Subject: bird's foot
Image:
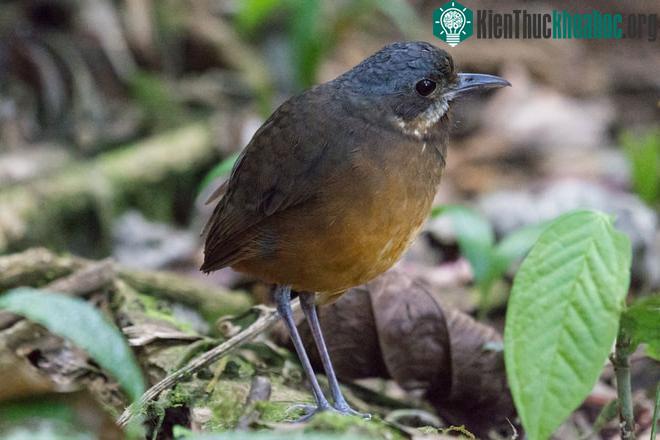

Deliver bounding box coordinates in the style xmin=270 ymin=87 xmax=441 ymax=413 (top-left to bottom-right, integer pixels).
xmin=332 ymin=402 xmax=371 ymax=419
xmin=285 ymin=403 xmax=331 ymax=423
xmin=284 ymin=402 xmax=369 ymax=422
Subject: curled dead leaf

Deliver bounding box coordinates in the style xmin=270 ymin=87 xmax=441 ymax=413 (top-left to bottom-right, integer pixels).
xmin=289 ymin=268 xmax=515 ymax=436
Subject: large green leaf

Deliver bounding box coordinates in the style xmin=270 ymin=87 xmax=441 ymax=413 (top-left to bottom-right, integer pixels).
xmin=0 ymin=288 xmax=145 ymax=402
xmin=620 ymin=294 xmax=660 ymax=360
xmin=504 ymin=210 xmax=631 ymax=440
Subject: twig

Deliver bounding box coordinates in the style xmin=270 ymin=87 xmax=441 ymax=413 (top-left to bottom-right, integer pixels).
xmin=611 ymin=327 xmax=636 ymax=440
xmin=116 ymin=301 xmax=297 ymax=427
xmin=46 ymin=259 xmax=115 ymax=295
xmin=0 ymin=248 xmax=85 ymax=291
xmin=506 ymin=417 xmax=519 ymax=440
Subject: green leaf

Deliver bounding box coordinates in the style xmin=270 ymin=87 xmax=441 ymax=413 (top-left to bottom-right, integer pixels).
xmin=504 ymin=210 xmax=632 ymax=440
xmin=235 ymin=0 xmax=287 ymax=35
xmin=493 ymin=221 xmax=549 ymax=272
xmin=289 ymin=0 xmax=327 ymax=87
xmin=434 ymin=205 xmax=495 ymax=286
xmin=620 ymin=294 xmax=660 ymax=360
xmin=0 ymin=399 xmax=75 ymax=424
xmin=621 ymin=129 xmax=660 ymax=204
xmin=0 ymin=289 xmax=145 ymax=402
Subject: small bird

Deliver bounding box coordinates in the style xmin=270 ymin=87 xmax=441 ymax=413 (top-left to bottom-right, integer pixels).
xmin=202 ymin=41 xmax=509 ymax=420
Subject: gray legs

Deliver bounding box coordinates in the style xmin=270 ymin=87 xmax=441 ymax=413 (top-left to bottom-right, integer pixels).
xmin=299 ymin=292 xmax=369 ymax=418
xmin=275 ymin=288 xmax=369 ymax=420
xmin=274 ymin=285 xmax=331 ymax=419
xmin=275 ymin=287 xmax=369 ymax=420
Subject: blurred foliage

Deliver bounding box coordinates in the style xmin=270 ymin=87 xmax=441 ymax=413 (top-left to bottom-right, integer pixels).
xmin=235 ymin=0 xmax=422 ymax=87
xmin=0 ymin=400 xmax=77 ymax=431
xmin=504 ymin=210 xmax=632 ymax=440
xmin=127 ymin=71 xmax=188 ymax=131
xmin=432 ymin=205 xmax=547 ymax=317
xmin=0 ymin=289 xmax=145 ymax=402
xmin=173 ymin=425 xmax=372 ymax=439
xmin=0 ymin=390 xmax=143 ymax=439
xmin=622 ymin=128 xmax=660 ymax=206
xmin=0 ymin=395 xmax=116 ymax=440
xmin=620 ymin=294 xmax=660 ymax=360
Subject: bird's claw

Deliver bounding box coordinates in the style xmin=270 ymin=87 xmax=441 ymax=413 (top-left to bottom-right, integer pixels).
xmin=285 ymin=403 xmax=331 ymax=423
xmin=284 ymin=402 xmax=370 ymax=423
xmin=332 ymin=403 xmax=371 ymax=419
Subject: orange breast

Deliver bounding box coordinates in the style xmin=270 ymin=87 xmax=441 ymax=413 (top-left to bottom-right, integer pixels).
xmin=232 ymin=146 xmax=442 ymax=297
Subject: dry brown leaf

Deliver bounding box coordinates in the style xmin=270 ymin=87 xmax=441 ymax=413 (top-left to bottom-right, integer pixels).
xmin=291 ymin=268 xmax=515 ymax=436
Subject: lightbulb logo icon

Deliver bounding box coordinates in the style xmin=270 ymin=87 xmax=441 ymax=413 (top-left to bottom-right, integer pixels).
xmin=433 ymin=1 xmax=473 ymax=47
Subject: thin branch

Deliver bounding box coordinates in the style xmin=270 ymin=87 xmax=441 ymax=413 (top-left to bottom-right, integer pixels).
xmin=611 ymin=328 xmax=636 ymax=440
xmin=116 ymin=301 xmax=297 ymax=428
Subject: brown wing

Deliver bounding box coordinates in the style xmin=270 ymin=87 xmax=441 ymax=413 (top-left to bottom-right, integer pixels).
xmin=200 ymin=87 xmax=343 ymax=272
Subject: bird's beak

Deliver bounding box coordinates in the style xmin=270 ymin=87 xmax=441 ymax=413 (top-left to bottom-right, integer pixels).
xmin=446 ymin=73 xmax=510 ymax=100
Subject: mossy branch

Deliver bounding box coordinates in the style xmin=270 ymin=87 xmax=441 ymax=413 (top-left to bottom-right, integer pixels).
xmin=0 ymin=248 xmax=251 ymax=325
xmin=0 ymin=123 xmax=216 ymax=255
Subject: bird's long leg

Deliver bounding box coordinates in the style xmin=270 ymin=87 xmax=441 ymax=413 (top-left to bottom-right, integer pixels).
xmin=274 ymin=285 xmax=331 ymax=420
xmin=299 ymin=292 xmax=370 ymax=419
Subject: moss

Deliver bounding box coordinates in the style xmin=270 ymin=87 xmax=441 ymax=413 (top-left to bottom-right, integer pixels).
xmin=268 ymin=379 xmax=313 ymax=407
xmin=136 ymin=293 xmax=194 ymax=333
xmin=119 ymin=269 xmax=253 ymax=323
xmin=223 ymin=356 xmax=256 ymax=380
xmin=205 ymin=379 xmax=252 ymax=430
xmin=303 ymin=412 xmax=405 ymax=440
xmin=254 ymin=401 xmax=293 ymax=423
xmin=168 ymin=381 xmax=206 ymax=408
xmin=413 ymin=425 xmax=476 ymax=439
xmin=440 ymin=425 xmax=476 ymax=439
xmin=115 ymin=279 xmax=197 ymax=333
xmin=254 ymin=380 xmax=315 ymax=424
xmin=256 ymin=379 xmax=403 ymax=439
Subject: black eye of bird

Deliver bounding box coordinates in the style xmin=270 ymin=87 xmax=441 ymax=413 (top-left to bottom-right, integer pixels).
xmin=415 ymin=79 xmax=436 ymax=96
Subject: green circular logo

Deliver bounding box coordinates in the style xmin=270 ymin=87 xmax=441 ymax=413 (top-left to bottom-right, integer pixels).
xmin=433 ymin=1 xmax=474 ymax=47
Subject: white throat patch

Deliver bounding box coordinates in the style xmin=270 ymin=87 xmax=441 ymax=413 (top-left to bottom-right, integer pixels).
xmin=394 ymin=98 xmax=449 ymax=140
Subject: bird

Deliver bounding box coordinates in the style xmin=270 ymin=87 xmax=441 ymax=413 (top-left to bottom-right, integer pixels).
xmin=201 ymin=41 xmax=509 ymax=421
